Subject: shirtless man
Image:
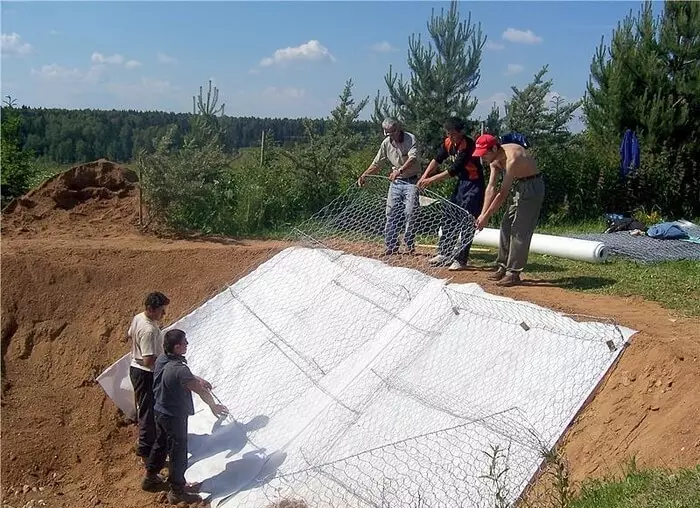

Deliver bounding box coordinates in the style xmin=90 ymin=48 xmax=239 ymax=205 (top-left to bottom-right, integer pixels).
xmin=473 ymin=134 xmax=545 ymax=286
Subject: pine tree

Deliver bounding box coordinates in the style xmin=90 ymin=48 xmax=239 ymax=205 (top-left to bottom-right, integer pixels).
xmin=584 ymin=0 xmax=699 ymax=216
xmin=1 ymin=96 xmax=35 ymax=205
xmin=188 ymin=80 xmax=226 ymax=148
xmin=504 ymin=66 xmax=581 ymax=145
xmin=483 ymin=103 xmax=503 ymax=137
xmin=329 ymin=79 xmax=369 ymax=140
xmin=372 ymin=0 xmax=485 ymax=155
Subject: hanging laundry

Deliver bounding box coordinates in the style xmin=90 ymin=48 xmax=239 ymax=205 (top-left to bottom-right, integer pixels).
xmin=619 ymin=129 xmax=640 ymax=179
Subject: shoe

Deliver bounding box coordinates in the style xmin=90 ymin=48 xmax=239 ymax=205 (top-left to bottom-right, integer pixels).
xmin=383 ymin=248 xmax=399 ymax=256
xmin=496 ymin=272 xmax=521 ymax=287
xmin=141 ymin=473 xmax=168 ymax=492
xmin=447 ymin=260 xmax=468 ymax=271
xmin=488 ymin=267 xmax=506 ymax=281
xmin=428 ymin=254 xmax=451 ymax=266
xmin=167 ymin=489 xmax=202 ymax=504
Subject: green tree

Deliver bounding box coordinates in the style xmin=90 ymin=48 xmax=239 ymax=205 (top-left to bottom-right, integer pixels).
xmin=1 ymin=96 xmax=35 ymax=206
xmin=280 ymin=80 xmax=370 ymax=213
xmin=584 ymin=0 xmax=700 ymax=217
xmin=504 ymin=66 xmax=581 ymax=145
xmin=483 ymin=103 xmax=504 ymax=137
xmin=373 ymin=0 xmax=485 ymax=156
xmin=329 ymin=79 xmax=369 ymax=140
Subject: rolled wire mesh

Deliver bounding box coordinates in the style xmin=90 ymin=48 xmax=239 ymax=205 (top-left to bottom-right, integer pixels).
xmin=174 ymin=177 xmax=629 ymax=507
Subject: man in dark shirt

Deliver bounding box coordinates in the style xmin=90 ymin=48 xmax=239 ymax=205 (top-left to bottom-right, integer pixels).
xmin=141 ymin=328 xmax=228 ymax=504
xmin=418 ymin=117 xmax=485 ymax=270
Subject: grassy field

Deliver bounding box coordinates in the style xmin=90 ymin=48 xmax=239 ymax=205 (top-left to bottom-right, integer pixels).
xmin=569 ymin=463 xmax=700 ymax=508
xmin=465 ymin=249 xmax=700 ymax=317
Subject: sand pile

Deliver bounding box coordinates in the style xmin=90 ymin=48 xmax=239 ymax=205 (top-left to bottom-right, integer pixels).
xmin=2 ymin=159 xmax=140 ymax=238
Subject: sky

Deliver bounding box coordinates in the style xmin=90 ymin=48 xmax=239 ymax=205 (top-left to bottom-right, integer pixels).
xmin=1 ymin=0 xmax=661 ymax=128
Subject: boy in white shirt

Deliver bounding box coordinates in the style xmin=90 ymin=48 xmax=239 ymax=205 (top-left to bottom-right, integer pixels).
xmin=128 ymin=291 xmax=170 ymax=460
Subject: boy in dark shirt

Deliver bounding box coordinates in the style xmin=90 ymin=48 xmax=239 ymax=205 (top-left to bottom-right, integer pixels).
xmin=141 ymin=329 xmax=228 ymax=504
xmin=418 ymin=117 xmax=485 ymax=270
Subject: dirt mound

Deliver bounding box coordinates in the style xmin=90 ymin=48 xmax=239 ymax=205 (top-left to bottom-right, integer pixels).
xmin=1 ymin=228 xmax=699 ymax=505
xmin=1 ymin=159 xmax=140 ymax=238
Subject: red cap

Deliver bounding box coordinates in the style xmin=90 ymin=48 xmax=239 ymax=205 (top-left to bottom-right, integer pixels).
xmin=473 ymin=134 xmax=498 ymax=157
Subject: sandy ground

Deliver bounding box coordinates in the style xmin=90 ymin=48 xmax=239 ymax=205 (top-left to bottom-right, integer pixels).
xmin=2 ymin=161 xmax=699 ymax=507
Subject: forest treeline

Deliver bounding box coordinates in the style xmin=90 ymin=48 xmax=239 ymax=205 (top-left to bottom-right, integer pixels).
xmin=9 ymin=107 xmax=376 ymax=164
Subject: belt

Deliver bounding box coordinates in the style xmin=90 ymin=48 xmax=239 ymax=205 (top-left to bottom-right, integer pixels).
xmin=395 ymin=175 xmax=419 ymax=182
xmin=516 ymin=173 xmax=542 ymax=182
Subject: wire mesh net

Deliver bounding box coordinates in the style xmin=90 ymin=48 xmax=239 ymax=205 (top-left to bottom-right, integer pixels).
xmin=168 ymin=181 xmax=632 ymax=507
xmin=285 ymin=175 xmax=480 ymax=272
xmin=571 ymin=230 xmax=700 ymax=263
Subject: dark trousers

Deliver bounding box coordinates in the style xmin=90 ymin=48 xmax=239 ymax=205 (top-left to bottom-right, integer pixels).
xmin=146 ymin=411 xmax=189 ymax=490
xmin=439 ymin=179 xmax=485 ymax=263
xmin=129 ymin=366 xmax=155 ymax=458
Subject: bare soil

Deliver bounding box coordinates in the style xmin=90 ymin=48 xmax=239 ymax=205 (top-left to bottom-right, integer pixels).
xmin=2 ymin=160 xmax=698 ymax=507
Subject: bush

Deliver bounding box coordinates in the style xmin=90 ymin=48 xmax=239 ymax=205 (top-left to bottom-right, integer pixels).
xmin=138 ymin=125 xmax=237 ymax=235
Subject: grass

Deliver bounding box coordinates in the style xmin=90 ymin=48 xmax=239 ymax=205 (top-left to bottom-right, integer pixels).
xmin=468 ymin=249 xmax=700 ymax=317
xmin=569 ymin=463 xmax=700 ymax=508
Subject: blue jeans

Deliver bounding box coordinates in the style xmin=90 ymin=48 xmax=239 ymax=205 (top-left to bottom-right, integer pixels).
xmin=438 ymin=179 xmax=484 ymax=263
xmin=385 ymin=177 xmax=420 ymax=253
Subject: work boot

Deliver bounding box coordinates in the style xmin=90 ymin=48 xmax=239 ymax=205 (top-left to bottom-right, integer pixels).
xmin=141 ymin=473 xmax=168 ymax=492
xmin=496 ymin=272 xmax=521 ymax=287
xmin=167 ymin=488 xmax=202 ymax=504
xmin=488 ymin=267 xmax=506 ymax=281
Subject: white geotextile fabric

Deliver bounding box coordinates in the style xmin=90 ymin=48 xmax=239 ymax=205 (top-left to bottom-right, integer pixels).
xmin=98 ymin=246 xmax=636 ymax=507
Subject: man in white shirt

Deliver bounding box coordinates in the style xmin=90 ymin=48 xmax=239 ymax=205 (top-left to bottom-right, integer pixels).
xmin=357 ymin=118 xmax=421 ymax=255
xmin=128 ymin=291 xmax=170 ymax=460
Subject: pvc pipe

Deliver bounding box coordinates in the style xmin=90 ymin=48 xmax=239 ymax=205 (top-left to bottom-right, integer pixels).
xmin=472 ymin=228 xmax=609 ymax=263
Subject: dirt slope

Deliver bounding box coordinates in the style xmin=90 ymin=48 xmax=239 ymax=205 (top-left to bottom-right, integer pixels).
xmin=1 ymin=160 xmax=699 ymax=507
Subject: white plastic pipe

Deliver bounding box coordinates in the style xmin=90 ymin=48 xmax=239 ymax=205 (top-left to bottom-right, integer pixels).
xmin=472 ymin=228 xmax=609 ymax=263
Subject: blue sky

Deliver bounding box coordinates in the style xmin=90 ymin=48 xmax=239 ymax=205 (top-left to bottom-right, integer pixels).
xmin=1 ymin=1 xmax=660 ymax=127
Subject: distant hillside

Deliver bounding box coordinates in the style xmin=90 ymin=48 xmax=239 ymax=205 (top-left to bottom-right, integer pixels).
xmin=10 ymin=107 xmax=377 ymax=164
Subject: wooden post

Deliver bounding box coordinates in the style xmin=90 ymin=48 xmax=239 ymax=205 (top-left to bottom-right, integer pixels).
xmin=138 ymin=163 xmax=143 ymax=229
xmin=259 ymin=130 xmax=266 ymax=167
xmin=481 ymin=121 xmax=485 ymax=135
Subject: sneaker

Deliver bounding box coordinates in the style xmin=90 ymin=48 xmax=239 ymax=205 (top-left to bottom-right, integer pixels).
xmin=428 ymin=254 xmax=451 ymax=266
xmin=447 ymin=260 xmax=468 ymax=271
xmin=141 ymin=473 xmax=168 ymax=492
xmin=167 ymin=489 xmax=202 ymax=504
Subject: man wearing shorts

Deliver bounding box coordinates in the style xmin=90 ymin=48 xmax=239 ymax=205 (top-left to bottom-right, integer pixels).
xmin=474 ymin=134 xmax=546 ymax=286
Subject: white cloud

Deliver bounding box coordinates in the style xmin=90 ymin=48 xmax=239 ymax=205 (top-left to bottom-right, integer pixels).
xmin=125 ymin=60 xmax=142 ymax=70
xmin=485 ymin=41 xmax=505 ymax=51
xmin=502 ymin=28 xmax=543 ymax=44
xmin=31 ymin=63 xmax=109 ymax=85
xmin=504 ymin=64 xmax=524 ymax=76
xmin=261 ymin=86 xmax=306 ymax=100
xmin=1 ymin=33 xmax=33 ymax=57
xmin=545 ymin=91 xmax=565 ymax=102
xmin=50 ymin=29 xmax=62 ymax=36
xmin=371 ymin=41 xmax=398 ymax=53
xmin=259 ymin=40 xmax=335 ymax=67
xmin=91 ymin=52 xmax=125 ymax=65
xmin=157 ymin=52 xmax=178 ymax=64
